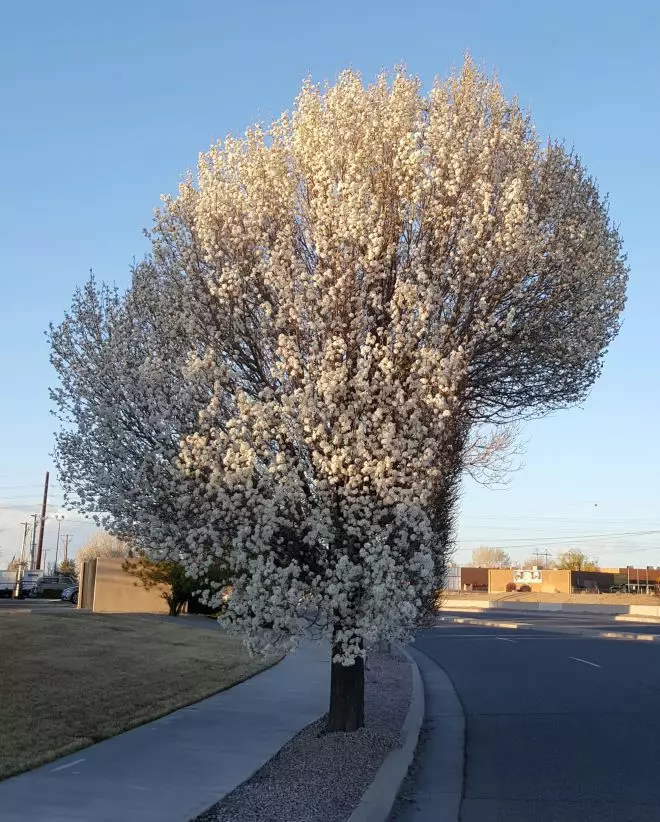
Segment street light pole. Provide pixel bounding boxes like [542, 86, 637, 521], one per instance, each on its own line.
[15, 522, 29, 598]
[30, 514, 38, 569]
[53, 513, 65, 574]
[19, 522, 29, 567]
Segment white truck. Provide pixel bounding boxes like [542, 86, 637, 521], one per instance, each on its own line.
[0, 570, 17, 598]
[0, 569, 43, 598]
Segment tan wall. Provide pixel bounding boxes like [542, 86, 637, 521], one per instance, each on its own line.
[489, 569, 515, 592]
[79, 558, 97, 609]
[539, 570, 572, 593]
[488, 568, 572, 593]
[87, 557, 171, 614]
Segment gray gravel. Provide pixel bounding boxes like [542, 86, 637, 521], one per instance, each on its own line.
[193, 650, 412, 822]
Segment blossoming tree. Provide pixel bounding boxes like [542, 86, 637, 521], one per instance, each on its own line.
[52, 60, 626, 732]
[49, 266, 215, 561]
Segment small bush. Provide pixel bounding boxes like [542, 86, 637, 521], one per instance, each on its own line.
[505, 582, 517, 592]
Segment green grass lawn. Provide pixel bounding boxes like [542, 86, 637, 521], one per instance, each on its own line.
[0, 612, 277, 780]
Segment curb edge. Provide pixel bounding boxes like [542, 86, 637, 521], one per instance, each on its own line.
[346, 645, 425, 822]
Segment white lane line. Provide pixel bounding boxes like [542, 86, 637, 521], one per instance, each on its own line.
[496, 637, 517, 643]
[51, 758, 86, 772]
[569, 656, 601, 668]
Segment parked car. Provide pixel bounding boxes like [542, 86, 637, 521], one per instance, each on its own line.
[17, 570, 42, 598]
[32, 575, 76, 598]
[61, 585, 79, 605]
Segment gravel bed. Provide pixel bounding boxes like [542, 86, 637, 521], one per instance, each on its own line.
[194, 650, 412, 822]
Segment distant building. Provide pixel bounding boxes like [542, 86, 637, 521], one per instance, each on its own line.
[489, 567, 617, 594]
[445, 566, 489, 592]
[601, 567, 660, 592]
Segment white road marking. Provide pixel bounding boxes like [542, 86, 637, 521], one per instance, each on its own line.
[569, 656, 601, 668]
[496, 637, 517, 643]
[51, 758, 86, 772]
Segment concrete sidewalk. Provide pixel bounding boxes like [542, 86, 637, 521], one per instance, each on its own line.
[0, 640, 329, 822]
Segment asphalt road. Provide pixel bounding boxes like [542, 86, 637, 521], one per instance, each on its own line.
[400, 619, 660, 821]
[440, 608, 660, 635]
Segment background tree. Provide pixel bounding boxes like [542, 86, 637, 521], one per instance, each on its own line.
[57, 558, 77, 579]
[555, 549, 599, 571]
[52, 60, 626, 732]
[123, 555, 196, 616]
[6, 556, 26, 573]
[74, 532, 131, 574]
[470, 546, 512, 568]
[522, 555, 556, 570]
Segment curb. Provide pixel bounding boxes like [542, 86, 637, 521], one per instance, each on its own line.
[399, 645, 465, 822]
[437, 615, 660, 643]
[347, 645, 425, 822]
[615, 614, 660, 625]
[596, 631, 660, 642]
[437, 615, 530, 630]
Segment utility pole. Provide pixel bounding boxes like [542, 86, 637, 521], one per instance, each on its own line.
[35, 471, 49, 570]
[63, 534, 72, 562]
[533, 549, 552, 568]
[30, 514, 38, 569]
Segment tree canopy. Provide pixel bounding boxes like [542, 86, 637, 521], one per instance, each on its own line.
[470, 547, 513, 568]
[74, 532, 131, 573]
[555, 549, 599, 572]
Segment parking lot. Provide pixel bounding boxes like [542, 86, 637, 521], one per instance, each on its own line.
[0, 598, 75, 613]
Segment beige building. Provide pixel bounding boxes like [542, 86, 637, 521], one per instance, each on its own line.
[488, 568, 617, 594]
[79, 556, 172, 614]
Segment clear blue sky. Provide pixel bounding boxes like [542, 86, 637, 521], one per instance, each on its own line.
[1, 0, 658, 566]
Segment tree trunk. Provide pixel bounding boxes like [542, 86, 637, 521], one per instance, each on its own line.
[326, 644, 365, 733]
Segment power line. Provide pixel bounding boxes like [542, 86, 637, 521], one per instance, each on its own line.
[455, 529, 660, 545]
[461, 514, 659, 523]
[0, 484, 65, 490]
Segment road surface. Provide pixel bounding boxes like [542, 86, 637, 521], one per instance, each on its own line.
[397, 614, 660, 821]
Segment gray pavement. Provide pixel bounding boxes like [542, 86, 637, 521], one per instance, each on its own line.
[0, 598, 73, 613]
[395, 618, 660, 821]
[0, 640, 329, 822]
